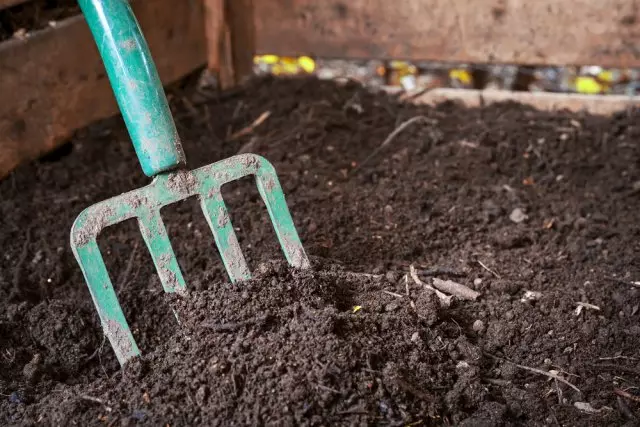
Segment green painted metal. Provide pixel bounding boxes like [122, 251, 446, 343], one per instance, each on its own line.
[70, 154, 311, 365]
[73, 0, 310, 366]
[78, 0, 185, 177]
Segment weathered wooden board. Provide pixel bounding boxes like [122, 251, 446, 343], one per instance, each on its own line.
[0, 0, 29, 10]
[0, 0, 207, 180]
[408, 88, 640, 115]
[253, 0, 640, 67]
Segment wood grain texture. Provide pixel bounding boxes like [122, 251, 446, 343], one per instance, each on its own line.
[226, 0, 256, 86]
[203, 0, 255, 89]
[408, 88, 640, 115]
[0, 0, 207, 179]
[253, 0, 640, 67]
[0, 0, 29, 10]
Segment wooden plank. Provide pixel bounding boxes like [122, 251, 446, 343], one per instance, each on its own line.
[203, 0, 255, 89]
[0, 0, 207, 180]
[253, 0, 640, 67]
[405, 88, 640, 115]
[203, 0, 234, 88]
[0, 0, 29, 10]
[226, 0, 256, 86]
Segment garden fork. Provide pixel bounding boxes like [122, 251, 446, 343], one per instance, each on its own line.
[70, 0, 310, 366]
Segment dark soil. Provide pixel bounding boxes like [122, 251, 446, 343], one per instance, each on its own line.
[0, 0, 79, 42]
[1, 75, 640, 426]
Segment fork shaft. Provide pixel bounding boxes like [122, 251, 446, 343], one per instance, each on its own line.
[79, 0, 186, 177]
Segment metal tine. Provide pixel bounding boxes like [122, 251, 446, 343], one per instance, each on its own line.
[138, 208, 187, 293]
[74, 240, 140, 364]
[199, 189, 251, 282]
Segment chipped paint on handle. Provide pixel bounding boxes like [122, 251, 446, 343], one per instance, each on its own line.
[70, 154, 310, 366]
[78, 0, 185, 177]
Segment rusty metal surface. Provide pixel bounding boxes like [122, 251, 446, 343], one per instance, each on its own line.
[254, 0, 640, 67]
[407, 88, 640, 115]
[0, 0, 29, 10]
[0, 0, 207, 180]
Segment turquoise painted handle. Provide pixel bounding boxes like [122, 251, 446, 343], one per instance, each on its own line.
[78, 0, 185, 177]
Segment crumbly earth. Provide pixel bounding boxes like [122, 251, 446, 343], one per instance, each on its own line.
[1, 75, 639, 426]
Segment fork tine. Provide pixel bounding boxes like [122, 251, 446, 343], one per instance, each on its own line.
[200, 190, 251, 282]
[138, 209, 186, 293]
[74, 240, 140, 364]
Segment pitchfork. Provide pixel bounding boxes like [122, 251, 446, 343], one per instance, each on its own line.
[70, 0, 310, 366]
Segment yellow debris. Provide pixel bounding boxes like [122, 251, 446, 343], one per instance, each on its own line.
[271, 63, 284, 76]
[255, 54, 280, 65]
[597, 70, 616, 83]
[352, 305, 362, 313]
[574, 76, 605, 94]
[298, 56, 316, 73]
[449, 69, 472, 85]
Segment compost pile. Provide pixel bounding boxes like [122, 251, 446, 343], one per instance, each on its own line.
[1, 75, 639, 426]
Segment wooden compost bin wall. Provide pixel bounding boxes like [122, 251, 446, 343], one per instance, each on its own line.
[2, 0, 640, 179]
[253, 0, 640, 67]
[0, 0, 207, 180]
[248, 0, 640, 112]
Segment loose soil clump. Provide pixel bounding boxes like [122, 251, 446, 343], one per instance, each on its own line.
[1, 75, 640, 426]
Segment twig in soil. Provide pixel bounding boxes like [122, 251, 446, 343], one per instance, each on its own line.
[432, 277, 480, 301]
[79, 395, 108, 406]
[617, 396, 639, 421]
[382, 290, 404, 298]
[482, 377, 511, 387]
[354, 116, 432, 172]
[605, 276, 640, 288]
[574, 301, 600, 316]
[344, 272, 384, 280]
[312, 382, 341, 394]
[405, 274, 410, 296]
[484, 353, 581, 393]
[409, 265, 453, 307]
[201, 315, 269, 332]
[599, 356, 639, 362]
[615, 388, 640, 404]
[229, 111, 271, 140]
[477, 260, 501, 279]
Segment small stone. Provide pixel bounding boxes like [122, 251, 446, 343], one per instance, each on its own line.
[504, 310, 515, 321]
[509, 208, 528, 224]
[385, 302, 400, 312]
[22, 354, 41, 384]
[456, 361, 471, 370]
[632, 180, 640, 192]
[385, 271, 399, 283]
[384, 205, 393, 214]
[472, 320, 485, 332]
[411, 332, 420, 342]
[473, 278, 483, 287]
[195, 385, 208, 406]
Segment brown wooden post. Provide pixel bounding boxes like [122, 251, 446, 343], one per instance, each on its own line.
[225, 0, 256, 86]
[203, 0, 256, 89]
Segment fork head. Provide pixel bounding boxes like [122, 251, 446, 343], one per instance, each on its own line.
[70, 154, 310, 365]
